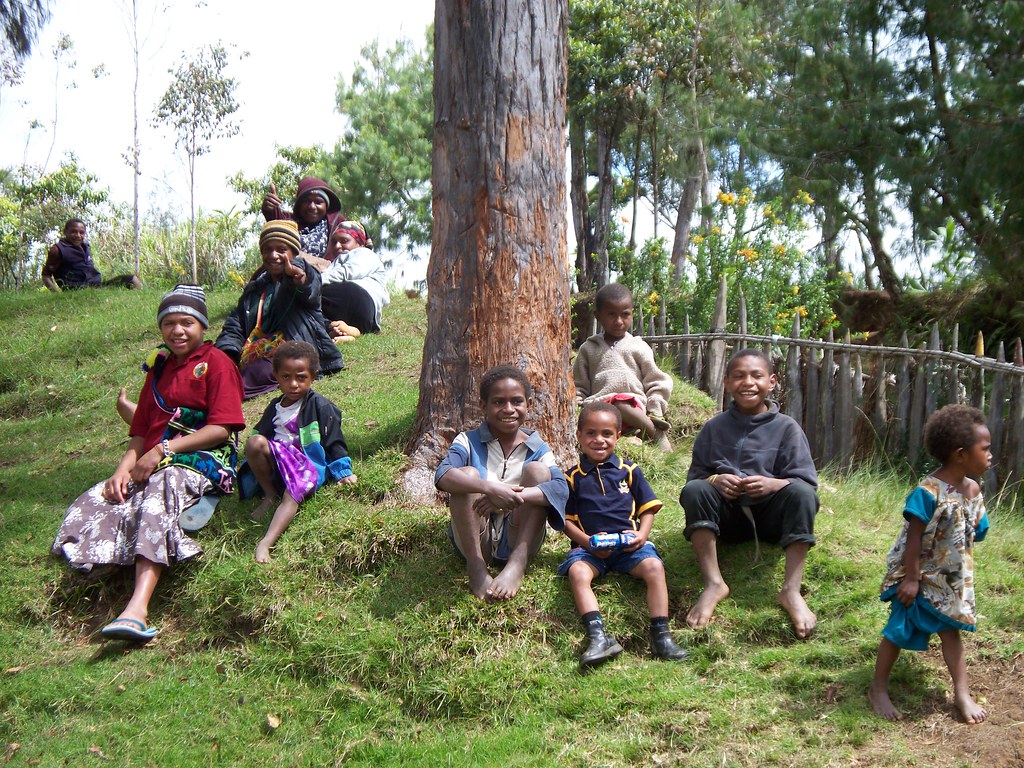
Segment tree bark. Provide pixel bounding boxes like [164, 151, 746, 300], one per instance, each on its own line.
[403, 0, 575, 501]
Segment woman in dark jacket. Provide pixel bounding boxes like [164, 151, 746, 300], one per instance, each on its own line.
[216, 220, 343, 399]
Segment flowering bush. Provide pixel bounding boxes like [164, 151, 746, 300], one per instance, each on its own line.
[673, 188, 840, 338]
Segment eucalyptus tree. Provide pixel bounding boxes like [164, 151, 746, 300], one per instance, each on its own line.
[154, 43, 241, 284]
[567, 0, 696, 291]
[325, 33, 433, 254]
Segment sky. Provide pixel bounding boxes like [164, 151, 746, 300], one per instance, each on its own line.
[0, 0, 435, 222]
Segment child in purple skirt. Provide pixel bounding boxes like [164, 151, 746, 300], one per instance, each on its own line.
[240, 341, 357, 562]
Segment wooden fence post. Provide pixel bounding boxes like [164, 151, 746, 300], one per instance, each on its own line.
[784, 313, 802, 423]
[971, 332, 985, 412]
[1007, 339, 1024, 491]
[707, 276, 728, 410]
[986, 342, 1007, 497]
[926, 323, 941, 416]
[889, 331, 911, 457]
[806, 347, 820, 462]
[908, 343, 928, 468]
[872, 354, 888, 447]
[680, 314, 691, 379]
[820, 328, 835, 466]
[836, 330, 852, 470]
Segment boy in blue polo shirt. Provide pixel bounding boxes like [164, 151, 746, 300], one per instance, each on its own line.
[435, 365, 568, 603]
[560, 401, 688, 668]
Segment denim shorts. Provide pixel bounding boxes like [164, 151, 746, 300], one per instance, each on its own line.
[557, 542, 661, 578]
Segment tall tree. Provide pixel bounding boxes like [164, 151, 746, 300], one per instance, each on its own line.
[567, 0, 696, 291]
[403, 0, 574, 499]
[325, 33, 433, 254]
[119, 0, 165, 277]
[154, 43, 241, 283]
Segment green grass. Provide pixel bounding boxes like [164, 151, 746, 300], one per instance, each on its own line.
[1, 287, 1022, 766]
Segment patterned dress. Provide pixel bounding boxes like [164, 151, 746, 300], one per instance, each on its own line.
[880, 475, 989, 630]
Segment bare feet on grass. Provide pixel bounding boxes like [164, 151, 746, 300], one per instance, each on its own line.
[868, 685, 903, 721]
[955, 692, 987, 724]
[251, 496, 279, 522]
[686, 581, 730, 629]
[778, 588, 817, 639]
[330, 320, 361, 342]
[487, 563, 526, 601]
[467, 564, 493, 600]
[254, 539, 273, 564]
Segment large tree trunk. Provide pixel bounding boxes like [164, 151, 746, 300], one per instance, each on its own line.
[403, 0, 575, 501]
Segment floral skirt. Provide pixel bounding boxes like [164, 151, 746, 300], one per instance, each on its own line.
[52, 466, 210, 572]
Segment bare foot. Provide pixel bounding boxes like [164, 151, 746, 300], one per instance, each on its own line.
[955, 692, 987, 724]
[686, 581, 730, 629]
[467, 564, 493, 600]
[255, 539, 272, 564]
[251, 496, 278, 521]
[332, 334, 356, 344]
[778, 588, 817, 639]
[868, 685, 903, 721]
[330, 320, 362, 338]
[116, 387, 136, 426]
[487, 562, 526, 601]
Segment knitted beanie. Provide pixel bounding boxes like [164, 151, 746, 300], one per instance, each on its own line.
[260, 219, 302, 255]
[157, 284, 208, 328]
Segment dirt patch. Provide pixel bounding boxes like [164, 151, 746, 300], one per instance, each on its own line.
[867, 652, 1024, 767]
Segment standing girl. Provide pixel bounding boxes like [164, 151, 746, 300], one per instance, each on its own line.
[53, 285, 244, 642]
[240, 341, 357, 563]
[868, 404, 991, 723]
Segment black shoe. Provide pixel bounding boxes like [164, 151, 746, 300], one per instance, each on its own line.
[579, 626, 623, 668]
[650, 626, 689, 661]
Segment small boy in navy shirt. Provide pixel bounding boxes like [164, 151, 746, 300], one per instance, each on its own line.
[560, 402, 688, 668]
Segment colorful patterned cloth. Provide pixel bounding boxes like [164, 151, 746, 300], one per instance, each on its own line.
[880, 475, 989, 630]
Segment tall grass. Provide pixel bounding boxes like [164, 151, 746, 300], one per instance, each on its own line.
[0, 287, 1021, 766]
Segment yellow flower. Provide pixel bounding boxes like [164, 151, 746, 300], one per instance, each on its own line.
[795, 189, 815, 205]
[796, 305, 808, 317]
[717, 192, 737, 206]
[691, 234, 705, 245]
[648, 291, 660, 305]
[711, 226, 721, 235]
[792, 285, 800, 295]
[771, 244, 787, 257]
[738, 247, 759, 263]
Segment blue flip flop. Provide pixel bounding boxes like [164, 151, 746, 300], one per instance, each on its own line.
[100, 618, 159, 643]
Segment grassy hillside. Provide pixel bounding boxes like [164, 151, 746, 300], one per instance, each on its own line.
[1, 287, 1022, 767]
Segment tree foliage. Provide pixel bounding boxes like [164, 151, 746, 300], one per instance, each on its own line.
[154, 43, 241, 283]
[324, 32, 433, 254]
[0, 0, 49, 59]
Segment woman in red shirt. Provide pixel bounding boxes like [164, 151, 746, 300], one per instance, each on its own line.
[53, 285, 244, 643]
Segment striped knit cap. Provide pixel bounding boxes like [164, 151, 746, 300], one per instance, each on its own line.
[260, 219, 302, 255]
[157, 284, 208, 328]
[332, 220, 368, 248]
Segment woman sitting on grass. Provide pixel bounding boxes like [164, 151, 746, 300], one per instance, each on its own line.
[53, 285, 244, 643]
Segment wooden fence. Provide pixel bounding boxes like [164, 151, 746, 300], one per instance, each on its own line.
[642, 279, 1024, 499]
